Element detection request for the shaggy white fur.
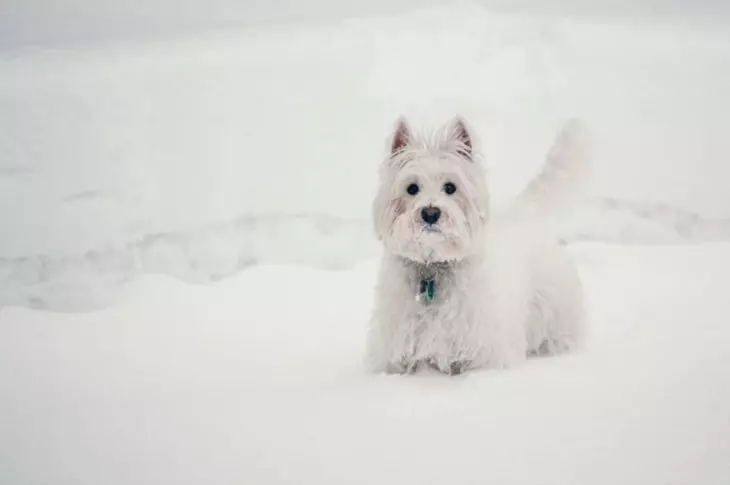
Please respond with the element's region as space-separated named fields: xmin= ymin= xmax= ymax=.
xmin=366 ymin=117 xmax=590 ymax=375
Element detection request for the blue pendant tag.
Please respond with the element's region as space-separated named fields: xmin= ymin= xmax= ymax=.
xmin=419 ymin=279 xmax=435 ymax=303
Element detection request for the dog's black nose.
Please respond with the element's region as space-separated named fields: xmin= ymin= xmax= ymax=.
xmin=421 ymin=206 xmax=441 ymax=225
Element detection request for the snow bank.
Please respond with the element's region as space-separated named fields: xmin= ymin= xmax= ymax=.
xmin=1 ymin=243 xmax=729 ymax=484
xmin=2 ymin=3 xmax=730 ymax=310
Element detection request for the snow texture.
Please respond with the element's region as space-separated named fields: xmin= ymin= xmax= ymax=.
xmin=1 ymin=3 xmax=730 ymax=483
xmin=1 ymin=243 xmax=730 ymax=484
xmin=2 ymin=3 xmax=730 ymax=310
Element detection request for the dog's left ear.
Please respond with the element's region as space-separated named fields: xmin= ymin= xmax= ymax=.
xmin=390 ymin=117 xmax=411 ymax=156
xmin=447 ymin=116 xmax=473 ymax=159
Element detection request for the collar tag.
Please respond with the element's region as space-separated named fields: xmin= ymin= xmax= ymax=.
xmin=417 ymin=279 xmax=435 ymax=303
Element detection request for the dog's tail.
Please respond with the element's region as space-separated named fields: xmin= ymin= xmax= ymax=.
xmin=507 ymin=119 xmax=592 ymax=221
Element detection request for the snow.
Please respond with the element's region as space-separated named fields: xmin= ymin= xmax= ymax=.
xmin=1 ymin=242 xmax=730 ymax=484
xmin=2 ymin=3 xmax=730 ymax=310
xmin=2 ymin=3 xmax=730 ymax=482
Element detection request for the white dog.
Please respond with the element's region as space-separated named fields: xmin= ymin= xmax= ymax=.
xmin=366 ymin=116 xmax=590 ymax=375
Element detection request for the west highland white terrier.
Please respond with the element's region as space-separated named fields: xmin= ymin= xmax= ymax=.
xmin=366 ymin=116 xmax=590 ymax=375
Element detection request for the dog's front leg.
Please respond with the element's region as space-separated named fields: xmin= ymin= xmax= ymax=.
xmin=366 ymin=314 xmax=423 ymax=374
xmin=385 ymin=357 xmax=422 ymax=375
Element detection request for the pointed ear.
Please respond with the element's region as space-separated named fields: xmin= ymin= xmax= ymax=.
xmin=390 ymin=117 xmax=411 ymax=156
xmin=448 ymin=116 xmax=472 ymax=159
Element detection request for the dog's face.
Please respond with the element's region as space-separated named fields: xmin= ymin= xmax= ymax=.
xmin=373 ymin=117 xmax=489 ymax=263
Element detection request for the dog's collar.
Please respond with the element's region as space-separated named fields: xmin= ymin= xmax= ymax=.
xmin=402 ymin=259 xmax=451 ymax=304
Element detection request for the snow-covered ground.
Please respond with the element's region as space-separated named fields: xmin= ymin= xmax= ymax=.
xmin=1 ymin=242 xmax=730 ymax=484
xmin=2 ymin=2 xmax=730 ymax=310
xmin=2 ymin=1 xmax=730 ymax=482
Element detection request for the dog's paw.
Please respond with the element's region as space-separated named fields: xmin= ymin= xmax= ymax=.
xmin=447 ymin=360 xmax=470 ymax=376
xmin=425 ymin=357 xmax=471 ymax=376
xmin=530 ymin=336 xmax=580 ymax=357
xmin=384 ymin=359 xmax=420 ymax=375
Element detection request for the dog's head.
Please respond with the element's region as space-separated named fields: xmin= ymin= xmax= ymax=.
xmin=373 ymin=117 xmax=489 ymax=263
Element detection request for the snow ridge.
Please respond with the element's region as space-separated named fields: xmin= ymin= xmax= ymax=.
xmin=2 ymin=199 xmax=729 ymax=311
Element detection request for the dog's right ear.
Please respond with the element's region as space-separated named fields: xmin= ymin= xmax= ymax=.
xmin=390 ymin=117 xmax=411 ymax=156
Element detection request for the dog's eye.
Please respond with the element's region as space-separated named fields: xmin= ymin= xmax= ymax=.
xmin=406 ymin=183 xmax=420 ymax=196
xmin=443 ymin=182 xmax=457 ymax=195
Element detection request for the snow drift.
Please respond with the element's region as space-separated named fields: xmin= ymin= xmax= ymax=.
xmin=1 ymin=3 xmax=729 ymax=483
xmin=1 ymin=243 xmax=729 ymax=484
xmin=2 ymin=3 xmax=730 ymax=310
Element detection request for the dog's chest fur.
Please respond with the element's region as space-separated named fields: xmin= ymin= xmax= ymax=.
xmin=373 ymin=255 xmax=490 ymax=371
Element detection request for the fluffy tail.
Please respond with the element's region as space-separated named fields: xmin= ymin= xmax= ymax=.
xmin=508 ymin=119 xmax=592 ymax=220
